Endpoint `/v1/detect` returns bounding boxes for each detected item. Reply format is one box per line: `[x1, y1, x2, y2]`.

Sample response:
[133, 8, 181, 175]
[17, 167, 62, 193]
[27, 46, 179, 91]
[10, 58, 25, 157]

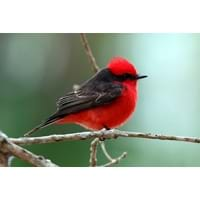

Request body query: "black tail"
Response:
[24, 114, 59, 137]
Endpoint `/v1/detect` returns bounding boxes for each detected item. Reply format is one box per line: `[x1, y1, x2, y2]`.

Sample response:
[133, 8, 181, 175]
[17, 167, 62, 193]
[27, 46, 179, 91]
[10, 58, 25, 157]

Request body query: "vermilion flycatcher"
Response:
[25, 57, 147, 136]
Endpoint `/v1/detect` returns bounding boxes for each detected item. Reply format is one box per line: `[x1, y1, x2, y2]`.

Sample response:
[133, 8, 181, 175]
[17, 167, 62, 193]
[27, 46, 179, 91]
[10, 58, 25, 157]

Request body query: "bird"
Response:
[24, 57, 147, 136]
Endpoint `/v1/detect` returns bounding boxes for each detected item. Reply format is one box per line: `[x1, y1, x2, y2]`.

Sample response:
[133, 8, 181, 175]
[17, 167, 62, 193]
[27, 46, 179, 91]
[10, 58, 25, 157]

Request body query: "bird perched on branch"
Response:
[25, 57, 147, 136]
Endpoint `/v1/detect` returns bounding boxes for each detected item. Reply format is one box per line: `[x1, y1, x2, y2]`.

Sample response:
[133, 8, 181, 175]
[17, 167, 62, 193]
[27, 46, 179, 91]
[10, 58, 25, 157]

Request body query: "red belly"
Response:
[57, 84, 137, 130]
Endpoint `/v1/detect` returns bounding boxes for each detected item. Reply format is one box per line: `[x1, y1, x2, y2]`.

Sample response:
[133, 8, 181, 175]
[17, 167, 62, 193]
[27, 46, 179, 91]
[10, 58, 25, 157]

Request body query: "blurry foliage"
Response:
[1, 33, 200, 166]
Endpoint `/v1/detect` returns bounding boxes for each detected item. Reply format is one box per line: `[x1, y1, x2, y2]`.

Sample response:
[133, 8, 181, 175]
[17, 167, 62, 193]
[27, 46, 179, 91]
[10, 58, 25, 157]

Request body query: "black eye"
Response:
[122, 73, 128, 79]
[123, 73, 134, 80]
[115, 73, 135, 81]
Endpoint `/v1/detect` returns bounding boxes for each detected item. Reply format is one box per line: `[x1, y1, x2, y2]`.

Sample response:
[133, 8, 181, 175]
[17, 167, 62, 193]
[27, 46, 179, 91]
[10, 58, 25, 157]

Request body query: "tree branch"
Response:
[0, 152, 12, 167]
[102, 152, 127, 167]
[89, 138, 99, 167]
[99, 141, 113, 161]
[10, 129, 200, 146]
[0, 132, 58, 167]
[80, 33, 100, 73]
[99, 141, 127, 166]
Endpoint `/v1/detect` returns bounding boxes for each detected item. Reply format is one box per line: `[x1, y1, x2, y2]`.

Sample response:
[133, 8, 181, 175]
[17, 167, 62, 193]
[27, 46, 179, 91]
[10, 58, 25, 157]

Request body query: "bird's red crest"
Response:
[107, 57, 137, 76]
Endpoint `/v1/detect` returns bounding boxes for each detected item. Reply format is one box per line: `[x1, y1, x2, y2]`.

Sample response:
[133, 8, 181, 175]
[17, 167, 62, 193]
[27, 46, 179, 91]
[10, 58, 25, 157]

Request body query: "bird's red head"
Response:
[107, 57, 137, 76]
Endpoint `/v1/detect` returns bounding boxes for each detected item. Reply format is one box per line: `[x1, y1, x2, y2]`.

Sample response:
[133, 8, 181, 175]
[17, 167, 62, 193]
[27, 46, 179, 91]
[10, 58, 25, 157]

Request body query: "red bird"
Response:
[25, 57, 147, 136]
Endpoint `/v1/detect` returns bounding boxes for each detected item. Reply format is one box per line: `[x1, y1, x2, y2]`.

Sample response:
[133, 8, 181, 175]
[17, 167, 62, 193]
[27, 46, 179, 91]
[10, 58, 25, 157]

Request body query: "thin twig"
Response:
[10, 129, 200, 146]
[80, 33, 100, 73]
[0, 132, 58, 167]
[89, 138, 99, 167]
[99, 141, 127, 166]
[99, 141, 113, 161]
[102, 152, 127, 167]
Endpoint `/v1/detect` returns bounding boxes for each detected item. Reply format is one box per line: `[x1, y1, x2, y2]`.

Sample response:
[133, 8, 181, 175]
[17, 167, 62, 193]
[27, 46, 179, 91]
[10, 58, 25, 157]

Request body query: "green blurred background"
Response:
[1, 33, 200, 166]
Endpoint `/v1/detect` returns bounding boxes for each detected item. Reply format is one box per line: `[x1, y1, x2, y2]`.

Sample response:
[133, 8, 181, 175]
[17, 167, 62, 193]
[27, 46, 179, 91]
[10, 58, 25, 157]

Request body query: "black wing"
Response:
[24, 68, 123, 136]
[46, 81, 123, 123]
[45, 68, 124, 123]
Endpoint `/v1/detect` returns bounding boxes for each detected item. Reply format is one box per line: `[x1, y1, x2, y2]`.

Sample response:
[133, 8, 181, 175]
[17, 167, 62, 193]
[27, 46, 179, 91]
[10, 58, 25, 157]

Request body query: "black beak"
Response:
[136, 74, 148, 79]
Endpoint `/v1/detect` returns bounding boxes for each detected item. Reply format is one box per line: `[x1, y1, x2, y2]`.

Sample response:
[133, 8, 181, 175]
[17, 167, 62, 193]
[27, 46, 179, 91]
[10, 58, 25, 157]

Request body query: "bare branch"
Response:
[102, 152, 127, 167]
[9, 129, 200, 166]
[99, 141, 113, 161]
[89, 138, 99, 167]
[0, 132, 57, 167]
[80, 33, 100, 73]
[0, 152, 12, 167]
[99, 141, 127, 166]
[10, 129, 200, 146]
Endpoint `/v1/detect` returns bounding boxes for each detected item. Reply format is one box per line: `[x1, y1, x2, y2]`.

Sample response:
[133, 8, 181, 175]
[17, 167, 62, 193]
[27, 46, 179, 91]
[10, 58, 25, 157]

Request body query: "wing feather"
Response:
[47, 82, 123, 121]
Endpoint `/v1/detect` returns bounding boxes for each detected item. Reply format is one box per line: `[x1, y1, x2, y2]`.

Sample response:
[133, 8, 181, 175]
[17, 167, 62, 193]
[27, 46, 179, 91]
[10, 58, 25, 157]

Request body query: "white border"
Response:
[1, 168, 200, 200]
[0, 0, 200, 32]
